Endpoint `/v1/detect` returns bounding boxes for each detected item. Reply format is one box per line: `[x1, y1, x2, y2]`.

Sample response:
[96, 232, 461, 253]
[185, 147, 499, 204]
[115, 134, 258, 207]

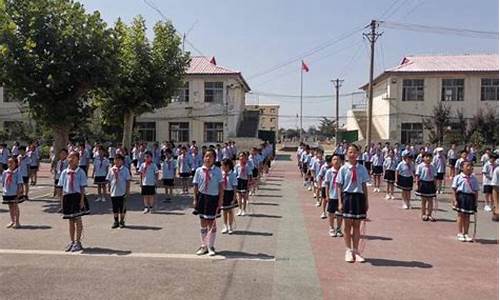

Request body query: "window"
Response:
[135, 122, 156, 142]
[441, 79, 464, 101]
[401, 123, 423, 144]
[204, 122, 224, 143]
[169, 122, 189, 143]
[204, 82, 223, 103]
[481, 78, 499, 101]
[171, 82, 189, 103]
[402, 79, 424, 101]
[270, 108, 276, 113]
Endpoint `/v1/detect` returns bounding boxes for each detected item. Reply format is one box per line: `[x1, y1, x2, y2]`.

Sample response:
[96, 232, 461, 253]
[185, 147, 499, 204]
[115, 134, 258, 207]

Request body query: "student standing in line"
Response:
[451, 160, 479, 242]
[106, 154, 131, 229]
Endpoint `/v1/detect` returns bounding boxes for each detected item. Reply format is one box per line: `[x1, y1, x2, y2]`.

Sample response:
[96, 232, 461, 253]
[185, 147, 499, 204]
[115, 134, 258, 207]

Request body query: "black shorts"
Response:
[302, 164, 309, 174]
[62, 193, 87, 219]
[372, 166, 383, 175]
[111, 196, 127, 214]
[320, 187, 327, 199]
[327, 198, 340, 214]
[2, 195, 19, 204]
[29, 165, 39, 171]
[453, 192, 477, 214]
[180, 172, 191, 178]
[54, 179, 59, 186]
[141, 185, 156, 196]
[341, 192, 366, 219]
[448, 159, 457, 167]
[163, 178, 174, 187]
[396, 175, 413, 191]
[22, 176, 29, 184]
[194, 193, 220, 219]
[252, 168, 259, 178]
[416, 180, 436, 198]
[383, 170, 395, 183]
[236, 178, 249, 193]
[94, 176, 107, 184]
[483, 185, 493, 194]
[436, 172, 445, 180]
[221, 190, 237, 210]
[364, 161, 372, 172]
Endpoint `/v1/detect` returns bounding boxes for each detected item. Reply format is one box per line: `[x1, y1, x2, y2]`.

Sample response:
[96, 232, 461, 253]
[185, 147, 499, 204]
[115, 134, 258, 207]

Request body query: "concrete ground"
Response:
[0, 153, 497, 300]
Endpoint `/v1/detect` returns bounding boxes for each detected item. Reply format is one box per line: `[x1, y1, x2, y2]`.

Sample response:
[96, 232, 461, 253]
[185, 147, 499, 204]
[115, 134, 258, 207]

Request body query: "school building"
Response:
[346, 53, 499, 144]
[244, 104, 280, 142]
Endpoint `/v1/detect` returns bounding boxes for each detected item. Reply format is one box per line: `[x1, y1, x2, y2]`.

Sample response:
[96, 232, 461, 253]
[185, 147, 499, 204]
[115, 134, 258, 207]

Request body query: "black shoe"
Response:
[111, 221, 119, 229]
[119, 220, 125, 228]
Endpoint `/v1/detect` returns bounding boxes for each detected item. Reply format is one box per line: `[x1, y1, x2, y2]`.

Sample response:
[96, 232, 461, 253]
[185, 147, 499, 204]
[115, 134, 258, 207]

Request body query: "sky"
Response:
[79, 0, 499, 129]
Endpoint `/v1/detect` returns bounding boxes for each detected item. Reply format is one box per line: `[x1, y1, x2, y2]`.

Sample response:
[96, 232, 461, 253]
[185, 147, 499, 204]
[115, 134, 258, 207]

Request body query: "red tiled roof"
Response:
[186, 56, 250, 91]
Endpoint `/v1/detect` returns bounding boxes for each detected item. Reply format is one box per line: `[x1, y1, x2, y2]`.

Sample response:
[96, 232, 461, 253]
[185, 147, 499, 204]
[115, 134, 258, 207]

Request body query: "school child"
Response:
[370, 149, 384, 192]
[221, 158, 238, 234]
[215, 144, 224, 167]
[396, 154, 415, 209]
[27, 144, 40, 185]
[317, 155, 331, 220]
[2, 157, 24, 228]
[17, 146, 30, 201]
[300, 145, 312, 188]
[454, 150, 468, 176]
[296, 143, 305, 173]
[324, 155, 343, 237]
[307, 149, 317, 192]
[491, 165, 499, 222]
[415, 147, 425, 165]
[447, 144, 458, 179]
[58, 151, 88, 252]
[334, 143, 345, 161]
[0, 143, 9, 172]
[415, 153, 438, 222]
[482, 153, 498, 212]
[248, 148, 260, 196]
[383, 151, 397, 200]
[108, 145, 116, 165]
[11, 142, 19, 157]
[93, 147, 110, 202]
[138, 151, 159, 213]
[480, 149, 492, 166]
[161, 148, 177, 202]
[106, 154, 131, 229]
[177, 146, 192, 195]
[432, 148, 447, 194]
[452, 160, 479, 242]
[336, 144, 370, 263]
[235, 152, 253, 216]
[311, 150, 325, 207]
[362, 146, 372, 186]
[190, 147, 203, 177]
[54, 149, 69, 212]
[78, 143, 90, 177]
[192, 149, 224, 256]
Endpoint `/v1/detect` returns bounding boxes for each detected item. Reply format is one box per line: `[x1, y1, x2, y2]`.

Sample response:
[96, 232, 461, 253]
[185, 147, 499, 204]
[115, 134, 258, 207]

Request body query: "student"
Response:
[139, 151, 159, 213]
[248, 148, 260, 196]
[106, 154, 131, 229]
[415, 153, 438, 222]
[177, 146, 192, 195]
[383, 151, 397, 200]
[491, 165, 499, 222]
[58, 151, 88, 252]
[300, 145, 312, 188]
[78, 143, 90, 177]
[192, 149, 224, 256]
[454, 150, 468, 176]
[337, 144, 370, 263]
[362, 146, 372, 185]
[54, 149, 69, 212]
[108, 145, 116, 165]
[480, 149, 491, 166]
[235, 152, 253, 216]
[370, 149, 384, 192]
[415, 147, 425, 165]
[161, 148, 177, 202]
[0, 143, 9, 172]
[396, 154, 415, 209]
[317, 155, 331, 220]
[452, 160, 479, 242]
[311, 150, 325, 207]
[432, 148, 447, 194]
[447, 144, 458, 179]
[27, 144, 40, 185]
[220, 158, 238, 234]
[11, 142, 19, 158]
[190, 147, 203, 176]
[93, 147, 109, 202]
[2, 157, 23, 228]
[17, 146, 30, 201]
[324, 154, 343, 237]
[482, 153, 498, 212]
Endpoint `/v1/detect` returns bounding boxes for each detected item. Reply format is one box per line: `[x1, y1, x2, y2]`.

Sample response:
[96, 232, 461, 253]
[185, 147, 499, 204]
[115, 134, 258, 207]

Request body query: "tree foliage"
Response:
[468, 109, 498, 146]
[318, 117, 336, 138]
[423, 103, 451, 144]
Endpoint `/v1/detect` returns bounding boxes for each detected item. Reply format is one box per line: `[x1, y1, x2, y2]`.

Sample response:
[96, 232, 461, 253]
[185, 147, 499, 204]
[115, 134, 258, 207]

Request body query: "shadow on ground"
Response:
[366, 258, 433, 268]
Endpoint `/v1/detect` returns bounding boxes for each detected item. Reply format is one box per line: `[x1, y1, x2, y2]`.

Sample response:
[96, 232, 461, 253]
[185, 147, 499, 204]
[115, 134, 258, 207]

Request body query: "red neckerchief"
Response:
[425, 163, 431, 179]
[142, 160, 152, 176]
[68, 168, 77, 193]
[202, 166, 212, 192]
[351, 163, 357, 184]
[5, 170, 13, 187]
[463, 173, 473, 191]
[332, 167, 338, 189]
[240, 161, 246, 177]
[112, 166, 120, 182]
[223, 171, 228, 189]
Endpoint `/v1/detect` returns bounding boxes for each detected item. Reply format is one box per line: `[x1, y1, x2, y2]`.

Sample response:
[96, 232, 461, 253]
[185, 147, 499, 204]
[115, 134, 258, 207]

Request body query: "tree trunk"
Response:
[53, 126, 70, 157]
[122, 110, 135, 149]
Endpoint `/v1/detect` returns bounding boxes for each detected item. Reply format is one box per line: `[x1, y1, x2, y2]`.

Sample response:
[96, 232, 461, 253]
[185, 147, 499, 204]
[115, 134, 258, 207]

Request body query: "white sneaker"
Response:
[208, 247, 216, 256]
[329, 228, 336, 237]
[221, 226, 228, 234]
[237, 209, 242, 216]
[315, 201, 321, 207]
[345, 249, 354, 262]
[143, 207, 149, 214]
[241, 210, 246, 216]
[366, 182, 372, 186]
[196, 246, 208, 255]
[463, 234, 473, 242]
[307, 186, 312, 191]
[228, 226, 233, 234]
[484, 205, 492, 212]
[354, 251, 366, 263]
[313, 193, 317, 198]
[101, 197, 106, 202]
[390, 195, 395, 200]
[457, 233, 465, 241]
[320, 212, 327, 219]
[385, 194, 390, 200]
[402, 203, 408, 209]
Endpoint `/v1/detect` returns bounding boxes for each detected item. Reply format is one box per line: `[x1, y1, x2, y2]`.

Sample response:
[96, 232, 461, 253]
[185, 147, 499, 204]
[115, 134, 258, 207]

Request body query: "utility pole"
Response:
[331, 79, 343, 143]
[363, 20, 382, 148]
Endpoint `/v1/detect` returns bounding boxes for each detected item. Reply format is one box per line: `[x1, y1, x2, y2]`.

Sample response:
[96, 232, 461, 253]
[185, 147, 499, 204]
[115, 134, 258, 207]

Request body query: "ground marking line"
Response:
[0, 249, 275, 262]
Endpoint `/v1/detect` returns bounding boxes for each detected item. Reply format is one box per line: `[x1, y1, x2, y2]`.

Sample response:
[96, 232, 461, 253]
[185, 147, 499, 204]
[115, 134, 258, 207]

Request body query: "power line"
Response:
[248, 91, 364, 99]
[379, 21, 499, 39]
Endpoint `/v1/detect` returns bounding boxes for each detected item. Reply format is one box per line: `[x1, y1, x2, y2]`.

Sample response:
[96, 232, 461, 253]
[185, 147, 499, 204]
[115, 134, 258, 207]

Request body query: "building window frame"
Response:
[169, 122, 190, 143]
[401, 79, 424, 101]
[204, 122, 224, 143]
[135, 122, 156, 142]
[441, 79, 464, 101]
[481, 78, 499, 101]
[204, 82, 224, 103]
[171, 82, 189, 103]
[401, 122, 423, 144]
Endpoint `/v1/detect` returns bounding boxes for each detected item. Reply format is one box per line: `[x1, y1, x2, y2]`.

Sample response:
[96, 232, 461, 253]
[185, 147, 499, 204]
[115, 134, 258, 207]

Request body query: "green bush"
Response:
[39, 145, 51, 160]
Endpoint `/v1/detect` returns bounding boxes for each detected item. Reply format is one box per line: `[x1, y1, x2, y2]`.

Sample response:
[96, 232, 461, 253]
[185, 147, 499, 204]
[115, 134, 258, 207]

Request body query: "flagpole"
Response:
[300, 64, 303, 141]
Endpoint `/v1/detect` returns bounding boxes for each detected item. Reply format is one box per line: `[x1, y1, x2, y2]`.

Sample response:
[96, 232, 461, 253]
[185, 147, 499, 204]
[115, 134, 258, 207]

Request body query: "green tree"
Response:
[318, 117, 336, 138]
[0, 0, 117, 153]
[424, 103, 451, 144]
[468, 109, 499, 146]
[97, 16, 190, 148]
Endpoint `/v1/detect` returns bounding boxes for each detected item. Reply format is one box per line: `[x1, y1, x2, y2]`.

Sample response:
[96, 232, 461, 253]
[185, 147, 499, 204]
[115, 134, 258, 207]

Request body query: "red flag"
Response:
[301, 60, 309, 72]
